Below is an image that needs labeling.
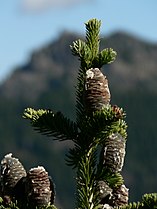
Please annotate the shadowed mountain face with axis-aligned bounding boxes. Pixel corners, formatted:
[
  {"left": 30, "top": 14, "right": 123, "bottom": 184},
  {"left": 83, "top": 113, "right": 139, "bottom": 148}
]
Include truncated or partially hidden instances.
[{"left": 0, "top": 31, "right": 157, "bottom": 209}]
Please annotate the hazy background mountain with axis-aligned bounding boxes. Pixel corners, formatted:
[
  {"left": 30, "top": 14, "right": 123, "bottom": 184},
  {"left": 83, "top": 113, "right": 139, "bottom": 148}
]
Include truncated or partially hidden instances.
[{"left": 0, "top": 31, "right": 157, "bottom": 208}]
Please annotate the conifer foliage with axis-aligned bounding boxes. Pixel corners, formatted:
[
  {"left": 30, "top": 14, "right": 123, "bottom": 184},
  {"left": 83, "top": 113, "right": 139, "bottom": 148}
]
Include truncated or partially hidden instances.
[{"left": 0, "top": 18, "right": 157, "bottom": 208}]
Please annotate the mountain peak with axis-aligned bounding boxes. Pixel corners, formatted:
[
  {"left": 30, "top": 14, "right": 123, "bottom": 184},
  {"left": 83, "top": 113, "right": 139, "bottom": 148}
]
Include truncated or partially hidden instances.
[{"left": 1, "top": 31, "right": 157, "bottom": 102}]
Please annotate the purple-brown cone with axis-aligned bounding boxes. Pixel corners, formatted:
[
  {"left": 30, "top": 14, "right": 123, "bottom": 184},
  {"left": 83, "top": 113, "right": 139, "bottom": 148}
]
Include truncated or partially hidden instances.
[
  {"left": 97, "top": 180, "right": 113, "bottom": 204},
  {"left": 110, "top": 184, "right": 129, "bottom": 206},
  {"left": 101, "top": 133, "right": 126, "bottom": 173},
  {"left": 84, "top": 68, "right": 110, "bottom": 112},
  {"left": 26, "top": 166, "right": 53, "bottom": 207}
]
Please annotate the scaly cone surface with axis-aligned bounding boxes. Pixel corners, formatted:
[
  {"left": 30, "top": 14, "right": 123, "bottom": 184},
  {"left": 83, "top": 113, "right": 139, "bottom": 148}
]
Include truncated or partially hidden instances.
[
  {"left": 26, "top": 166, "right": 54, "bottom": 208},
  {"left": 84, "top": 68, "right": 110, "bottom": 113}
]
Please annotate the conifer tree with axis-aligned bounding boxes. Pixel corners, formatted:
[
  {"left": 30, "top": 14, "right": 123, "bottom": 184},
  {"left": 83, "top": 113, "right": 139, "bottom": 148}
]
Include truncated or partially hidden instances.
[{"left": 0, "top": 18, "right": 157, "bottom": 209}]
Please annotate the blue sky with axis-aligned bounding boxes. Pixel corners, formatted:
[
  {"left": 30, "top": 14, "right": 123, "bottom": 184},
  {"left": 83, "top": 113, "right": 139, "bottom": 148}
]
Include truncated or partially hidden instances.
[{"left": 0, "top": 0, "right": 157, "bottom": 82}]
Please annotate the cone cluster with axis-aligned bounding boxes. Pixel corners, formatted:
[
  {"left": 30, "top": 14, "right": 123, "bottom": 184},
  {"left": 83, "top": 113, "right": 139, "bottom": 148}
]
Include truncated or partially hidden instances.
[
  {"left": 97, "top": 133, "right": 128, "bottom": 207},
  {"left": 99, "top": 119, "right": 128, "bottom": 207},
  {"left": 83, "top": 67, "right": 128, "bottom": 207},
  {"left": 84, "top": 68, "right": 110, "bottom": 112},
  {"left": 0, "top": 153, "right": 55, "bottom": 208}
]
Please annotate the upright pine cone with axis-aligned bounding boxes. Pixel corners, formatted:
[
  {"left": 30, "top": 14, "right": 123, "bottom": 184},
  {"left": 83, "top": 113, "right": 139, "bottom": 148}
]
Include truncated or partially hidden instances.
[
  {"left": 84, "top": 68, "right": 110, "bottom": 113},
  {"left": 110, "top": 184, "right": 129, "bottom": 207},
  {"left": 0, "top": 153, "right": 26, "bottom": 197},
  {"left": 97, "top": 180, "right": 113, "bottom": 204},
  {"left": 26, "top": 166, "right": 54, "bottom": 208},
  {"left": 100, "top": 133, "right": 126, "bottom": 173}
]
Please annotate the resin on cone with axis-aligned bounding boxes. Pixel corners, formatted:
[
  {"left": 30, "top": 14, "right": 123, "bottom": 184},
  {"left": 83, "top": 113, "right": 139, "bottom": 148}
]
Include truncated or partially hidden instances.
[{"left": 101, "top": 133, "right": 126, "bottom": 173}]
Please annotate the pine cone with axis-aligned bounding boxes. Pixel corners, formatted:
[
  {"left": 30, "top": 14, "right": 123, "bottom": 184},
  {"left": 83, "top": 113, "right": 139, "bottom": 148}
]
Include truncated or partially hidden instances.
[
  {"left": 84, "top": 68, "right": 110, "bottom": 113},
  {"left": 97, "top": 180, "right": 113, "bottom": 204},
  {"left": 26, "top": 166, "right": 54, "bottom": 208},
  {"left": 0, "top": 153, "right": 26, "bottom": 196},
  {"left": 101, "top": 133, "right": 126, "bottom": 173},
  {"left": 110, "top": 184, "right": 129, "bottom": 206}
]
